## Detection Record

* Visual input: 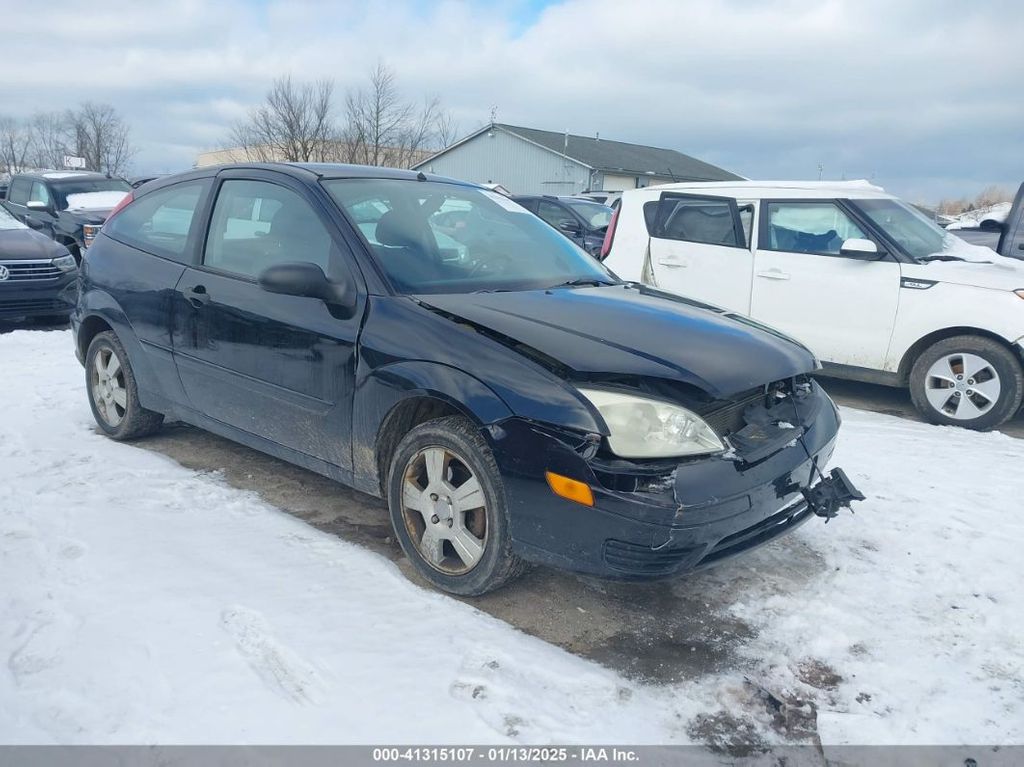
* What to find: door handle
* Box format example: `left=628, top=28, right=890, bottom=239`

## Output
left=186, top=284, right=209, bottom=308
left=658, top=257, right=688, bottom=268
left=757, top=269, right=790, bottom=280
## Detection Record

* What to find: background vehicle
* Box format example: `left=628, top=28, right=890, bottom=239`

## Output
left=603, top=180, right=1024, bottom=430
left=575, top=190, right=623, bottom=209
left=512, top=194, right=613, bottom=256
left=73, top=163, right=855, bottom=595
left=2, top=171, right=131, bottom=262
left=995, top=182, right=1024, bottom=260
left=0, top=204, right=79, bottom=322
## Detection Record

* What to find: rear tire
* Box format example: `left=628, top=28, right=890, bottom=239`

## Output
left=85, top=331, right=164, bottom=440
left=385, top=415, right=525, bottom=596
left=909, top=335, right=1023, bottom=430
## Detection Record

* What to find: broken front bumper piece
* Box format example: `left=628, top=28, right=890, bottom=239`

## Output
left=803, top=467, right=865, bottom=521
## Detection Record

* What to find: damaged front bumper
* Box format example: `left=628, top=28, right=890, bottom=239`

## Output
left=491, top=380, right=859, bottom=579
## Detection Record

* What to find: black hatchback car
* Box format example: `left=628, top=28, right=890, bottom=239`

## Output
left=73, top=163, right=861, bottom=595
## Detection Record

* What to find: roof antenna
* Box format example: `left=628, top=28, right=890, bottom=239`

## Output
left=416, top=171, right=427, bottom=182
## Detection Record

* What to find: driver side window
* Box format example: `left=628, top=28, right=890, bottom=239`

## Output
left=536, top=200, right=575, bottom=231
left=204, top=180, right=333, bottom=279
left=764, top=201, right=867, bottom=256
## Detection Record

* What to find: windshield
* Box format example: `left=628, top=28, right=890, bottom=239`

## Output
left=324, top=179, right=615, bottom=294
left=52, top=178, right=131, bottom=210
left=562, top=199, right=613, bottom=229
left=851, top=198, right=966, bottom=261
left=0, top=205, right=26, bottom=230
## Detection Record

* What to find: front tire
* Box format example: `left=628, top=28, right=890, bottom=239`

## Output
left=386, top=415, right=525, bottom=596
left=85, top=331, right=164, bottom=440
left=909, top=335, right=1023, bottom=430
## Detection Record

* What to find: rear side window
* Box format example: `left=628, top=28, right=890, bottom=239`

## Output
left=650, top=197, right=744, bottom=248
left=7, top=177, right=31, bottom=205
left=105, top=180, right=207, bottom=262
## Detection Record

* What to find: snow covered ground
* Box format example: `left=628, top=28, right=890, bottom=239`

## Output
left=2, top=329, right=1022, bottom=747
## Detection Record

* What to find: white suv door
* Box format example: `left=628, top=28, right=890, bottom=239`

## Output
left=646, top=192, right=754, bottom=313
left=749, top=199, right=901, bottom=369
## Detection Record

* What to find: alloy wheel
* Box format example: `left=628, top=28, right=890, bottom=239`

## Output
left=91, top=347, right=128, bottom=427
left=400, top=446, right=487, bottom=574
left=924, top=352, right=1002, bottom=421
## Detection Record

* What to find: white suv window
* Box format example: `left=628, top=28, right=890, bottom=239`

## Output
left=652, top=197, right=744, bottom=248
left=764, top=201, right=867, bottom=256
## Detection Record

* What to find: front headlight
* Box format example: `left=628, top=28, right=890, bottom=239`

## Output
left=52, top=254, right=78, bottom=272
left=578, top=388, right=724, bottom=458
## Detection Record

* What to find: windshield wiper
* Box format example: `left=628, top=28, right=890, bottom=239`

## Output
left=546, top=278, right=616, bottom=289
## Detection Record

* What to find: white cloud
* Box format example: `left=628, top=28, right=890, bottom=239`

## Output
left=2, top=0, right=1020, bottom=200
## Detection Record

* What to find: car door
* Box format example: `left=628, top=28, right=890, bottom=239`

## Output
left=749, top=199, right=900, bottom=369
left=646, top=192, right=753, bottom=313
left=171, top=172, right=364, bottom=472
left=26, top=182, right=58, bottom=237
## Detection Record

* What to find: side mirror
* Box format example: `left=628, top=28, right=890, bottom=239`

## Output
left=979, top=218, right=1005, bottom=232
left=558, top=220, right=582, bottom=236
left=26, top=200, right=50, bottom=212
left=258, top=262, right=355, bottom=311
left=839, top=238, right=881, bottom=260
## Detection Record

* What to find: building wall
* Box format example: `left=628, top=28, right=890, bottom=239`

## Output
left=599, top=172, right=675, bottom=191
left=416, top=129, right=592, bottom=195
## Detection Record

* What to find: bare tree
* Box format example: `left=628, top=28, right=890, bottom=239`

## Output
left=0, top=115, right=33, bottom=175
left=67, top=102, right=135, bottom=175
left=343, top=62, right=454, bottom=168
left=434, top=110, right=460, bottom=151
left=231, top=75, right=337, bottom=163
left=28, top=111, right=71, bottom=170
left=974, top=185, right=1012, bottom=209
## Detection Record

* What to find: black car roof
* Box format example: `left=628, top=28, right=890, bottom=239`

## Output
left=168, top=162, right=472, bottom=187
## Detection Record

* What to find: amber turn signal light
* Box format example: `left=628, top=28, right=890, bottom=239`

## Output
left=545, top=471, right=594, bottom=507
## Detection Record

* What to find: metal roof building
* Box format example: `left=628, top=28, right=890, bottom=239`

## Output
left=412, top=123, right=742, bottom=195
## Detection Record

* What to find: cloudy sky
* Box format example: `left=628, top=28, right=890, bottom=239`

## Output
left=3, top=0, right=1021, bottom=202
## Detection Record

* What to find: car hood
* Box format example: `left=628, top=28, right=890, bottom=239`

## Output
left=0, top=227, right=68, bottom=260
left=416, top=284, right=817, bottom=399
left=901, top=249, right=1024, bottom=291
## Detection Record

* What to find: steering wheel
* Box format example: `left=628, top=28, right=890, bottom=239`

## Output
left=467, top=250, right=516, bottom=278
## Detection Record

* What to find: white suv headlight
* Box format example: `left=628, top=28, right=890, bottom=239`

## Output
left=578, top=388, right=724, bottom=459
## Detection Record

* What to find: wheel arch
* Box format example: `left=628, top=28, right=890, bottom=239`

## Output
left=352, top=361, right=514, bottom=498
left=897, top=326, right=1024, bottom=384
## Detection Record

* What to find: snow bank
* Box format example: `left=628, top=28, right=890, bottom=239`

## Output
left=63, top=191, right=127, bottom=212
left=2, top=330, right=1022, bottom=746
left=946, top=202, right=1011, bottom=230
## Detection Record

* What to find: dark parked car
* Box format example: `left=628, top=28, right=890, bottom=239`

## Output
left=2, top=171, right=131, bottom=262
left=512, top=195, right=613, bottom=256
left=73, top=163, right=861, bottom=595
left=0, top=204, right=79, bottom=322
left=995, top=182, right=1024, bottom=260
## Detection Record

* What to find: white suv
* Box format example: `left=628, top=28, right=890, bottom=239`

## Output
left=602, top=180, right=1024, bottom=430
